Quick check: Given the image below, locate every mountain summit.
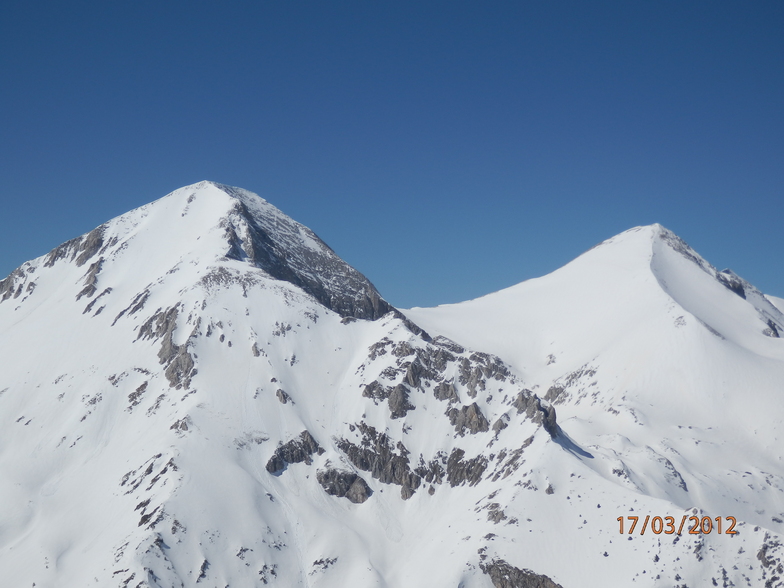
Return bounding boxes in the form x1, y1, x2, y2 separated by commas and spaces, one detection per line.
1, 185, 783, 588
1, 181, 391, 320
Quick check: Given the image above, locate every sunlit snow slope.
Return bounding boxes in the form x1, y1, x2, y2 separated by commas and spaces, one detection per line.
407, 224, 784, 587
1, 184, 783, 588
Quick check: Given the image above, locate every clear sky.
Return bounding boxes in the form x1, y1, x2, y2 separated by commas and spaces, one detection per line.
1, 1, 782, 308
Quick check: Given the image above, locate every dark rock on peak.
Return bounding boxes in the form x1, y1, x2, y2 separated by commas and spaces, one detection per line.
391, 309, 432, 341
434, 380, 459, 403
76, 258, 104, 301
492, 416, 508, 434
346, 477, 371, 503
656, 226, 711, 271
214, 185, 394, 320
717, 269, 747, 299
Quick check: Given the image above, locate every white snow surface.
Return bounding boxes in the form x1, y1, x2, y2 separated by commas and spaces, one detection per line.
407, 224, 784, 586
1, 184, 783, 588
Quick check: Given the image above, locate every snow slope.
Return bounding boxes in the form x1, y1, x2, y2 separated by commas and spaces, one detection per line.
407, 224, 784, 585
1, 185, 783, 588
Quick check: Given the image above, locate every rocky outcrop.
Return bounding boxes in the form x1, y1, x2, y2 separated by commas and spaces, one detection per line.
433, 380, 459, 403
757, 532, 784, 587
387, 384, 414, 419
362, 381, 415, 419
44, 224, 108, 268
511, 391, 558, 438
458, 352, 511, 398
480, 559, 564, 588
337, 423, 420, 498
0, 267, 26, 302
316, 468, 371, 503
716, 269, 747, 299
414, 454, 447, 486
446, 448, 488, 487
137, 305, 197, 389
447, 402, 489, 436
266, 431, 324, 474
76, 258, 104, 300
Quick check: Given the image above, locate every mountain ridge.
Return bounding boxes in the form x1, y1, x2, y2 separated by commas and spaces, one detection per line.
1, 183, 783, 588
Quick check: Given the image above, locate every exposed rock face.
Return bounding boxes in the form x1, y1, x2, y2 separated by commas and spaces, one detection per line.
337, 423, 421, 497
433, 380, 459, 403
1, 225, 111, 305
266, 431, 324, 474
316, 468, 371, 504
413, 454, 447, 486
446, 448, 488, 487
358, 333, 547, 442
757, 532, 784, 587
717, 269, 747, 299
480, 559, 564, 588
215, 184, 393, 320
512, 391, 559, 438
44, 224, 108, 269
2, 194, 783, 588
136, 305, 197, 389
492, 416, 508, 434
362, 381, 415, 418
387, 384, 415, 419
0, 267, 26, 302
76, 258, 104, 300
457, 352, 511, 398
447, 402, 489, 436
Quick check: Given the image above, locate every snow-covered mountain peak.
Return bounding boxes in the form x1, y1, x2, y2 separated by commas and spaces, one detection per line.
0, 183, 568, 587
404, 226, 784, 587
1, 181, 392, 320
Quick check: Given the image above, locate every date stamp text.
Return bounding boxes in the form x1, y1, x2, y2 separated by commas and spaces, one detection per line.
617, 515, 737, 535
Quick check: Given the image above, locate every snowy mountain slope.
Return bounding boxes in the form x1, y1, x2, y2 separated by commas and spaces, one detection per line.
407, 224, 784, 586
0, 182, 564, 588
768, 295, 784, 315
1, 184, 783, 588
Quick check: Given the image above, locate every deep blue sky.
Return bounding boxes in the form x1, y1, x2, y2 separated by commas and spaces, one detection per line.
1, 1, 782, 307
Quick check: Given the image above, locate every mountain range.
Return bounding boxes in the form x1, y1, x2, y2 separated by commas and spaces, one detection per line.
1, 181, 782, 588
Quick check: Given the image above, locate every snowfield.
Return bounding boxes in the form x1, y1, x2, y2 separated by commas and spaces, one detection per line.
0, 182, 782, 587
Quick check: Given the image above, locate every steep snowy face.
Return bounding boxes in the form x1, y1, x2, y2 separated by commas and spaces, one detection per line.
408, 224, 784, 370
650, 225, 784, 355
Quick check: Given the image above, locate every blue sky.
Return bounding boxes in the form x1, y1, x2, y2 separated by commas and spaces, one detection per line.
1, 1, 782, 308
